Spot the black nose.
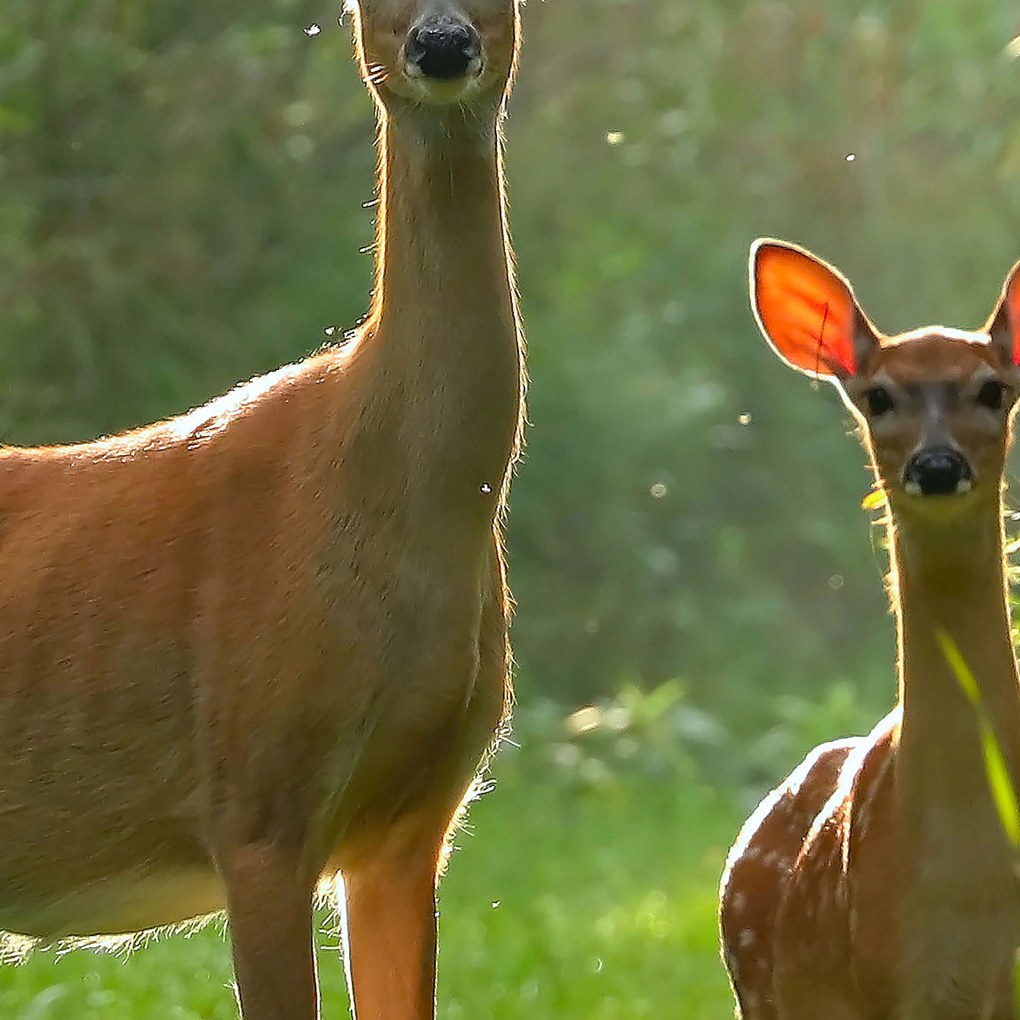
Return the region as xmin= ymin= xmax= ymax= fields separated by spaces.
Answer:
xmin=902 ymin=447 xmax=972 ymax=497
xmin=405 ymin=21 xmax=480 ymax=81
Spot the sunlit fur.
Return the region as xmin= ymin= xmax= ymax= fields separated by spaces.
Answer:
xmin=721 ymin=240 xmax=1020 ymax=1020
xmin=0 ymin=3 xmax=525 ymax=1019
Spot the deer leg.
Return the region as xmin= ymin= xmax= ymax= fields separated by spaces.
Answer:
xmin=340 ymin=829 xmax=446 ymax=1020
xmin=220 ymin=844 xmax=320 ymax=1020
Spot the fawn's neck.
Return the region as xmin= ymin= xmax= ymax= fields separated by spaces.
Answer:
xmin=891 ymin=498 xmax=1020 ymax=818
xmin=358 ymin=106 xmax=523 ymax=503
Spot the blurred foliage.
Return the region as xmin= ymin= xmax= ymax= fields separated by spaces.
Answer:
xmin=2 ymin=0 xmax=1019 ymax=732
xmin=512 ymin=679 xmax=876 ymax=802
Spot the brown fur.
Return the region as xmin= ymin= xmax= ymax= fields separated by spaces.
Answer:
xmin=721 ymin=240 xmax=1020 ymax=1020
xmin=0 ymin=3 xmax=525 ymax=1018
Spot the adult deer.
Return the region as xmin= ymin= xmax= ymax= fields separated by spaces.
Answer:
xmin=720 ymin=240 xmax=1020 ymax=1019
xmin=0 ymin=2 xmax=524 ymax=1018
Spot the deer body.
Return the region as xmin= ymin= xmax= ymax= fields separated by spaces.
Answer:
xmin=0 ymin=3 xmax=523 ymax=1018
xmin=720 ymin=243 xmax=1020 ymax=1020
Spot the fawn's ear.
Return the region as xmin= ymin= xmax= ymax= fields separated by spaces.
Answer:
xmin=750 ymin=239 xmax=879 ymax=381
xmin=987 ymin=258 xmax=1020 ymax=368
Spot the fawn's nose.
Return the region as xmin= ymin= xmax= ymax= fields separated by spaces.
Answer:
xmin=405 ymin=20 xmax=481 ymax=81
xmin=902 ymin=447 xmax=973 ymax=497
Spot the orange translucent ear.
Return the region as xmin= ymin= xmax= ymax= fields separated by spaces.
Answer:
xmin=988 ymin=258 xmax=1020 ymax=367
xmin=750 ymin=240 xmax=874 ymax=380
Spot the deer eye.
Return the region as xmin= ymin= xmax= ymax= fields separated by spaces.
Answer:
xmin=863 ymin=386 xmax=895 ymax=417
xmin=976 ymin=380 xmax=1008 ymax=411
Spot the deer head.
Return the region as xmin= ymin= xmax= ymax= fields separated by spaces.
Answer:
xmin=750 ymin=239 xmax=1020 ymax=522
xmin=349 ymin=0 xmax=520 ymax=113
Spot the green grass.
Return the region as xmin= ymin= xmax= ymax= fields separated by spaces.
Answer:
xmin=0 ymin=749 xmax=742 ymax=1019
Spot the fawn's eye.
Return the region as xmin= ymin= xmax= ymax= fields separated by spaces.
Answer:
xmin=864 ymin=386 xmax=895 ymax=417
xmin=976 ymin=380 xmax=1008 ymax=411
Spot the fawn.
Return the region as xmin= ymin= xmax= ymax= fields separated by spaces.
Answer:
xmin=0 ymin=2 xmax=524 ymax=1018
xmin=720 ymin=240 xmax=1020 ymax=1019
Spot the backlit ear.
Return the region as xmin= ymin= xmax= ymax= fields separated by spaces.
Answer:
xmin=987 ymin=258 xmax=1020 ymax=368
xmin=750 ymin=239 xmax=879 ymax=381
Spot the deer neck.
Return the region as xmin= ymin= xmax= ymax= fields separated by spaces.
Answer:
xmin=357 ymin=104 xmax=523 ymax=504
xmin=890 ymin=495 xmax=1020 ymax=824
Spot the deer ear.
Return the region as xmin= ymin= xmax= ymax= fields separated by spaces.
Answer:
xmin=987 ymin=258 xmax=1020 ymax=368
xmin=750 ymin=239 xmax=878 ymax=381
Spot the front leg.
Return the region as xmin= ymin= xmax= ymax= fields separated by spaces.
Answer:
xmin=220 ymin=844 xmax=320 ymax=1020
xmin=339 ymin=827 xmax=446 ymax=1020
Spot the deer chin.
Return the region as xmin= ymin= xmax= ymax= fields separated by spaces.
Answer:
xmin=395 ymin=61 xmax=486 ymax=106
xmin=888 ymin=481 xmax=988 ymax=525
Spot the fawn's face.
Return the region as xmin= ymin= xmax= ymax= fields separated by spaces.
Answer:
xmin=751 ymin=241 xmax=1020 ymax=520
xmin=349 ymin=0 xmax=519 ymax=109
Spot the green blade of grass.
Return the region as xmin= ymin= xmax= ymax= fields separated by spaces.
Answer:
xmin=936 ymin=627 xmax=1020 ymax=849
